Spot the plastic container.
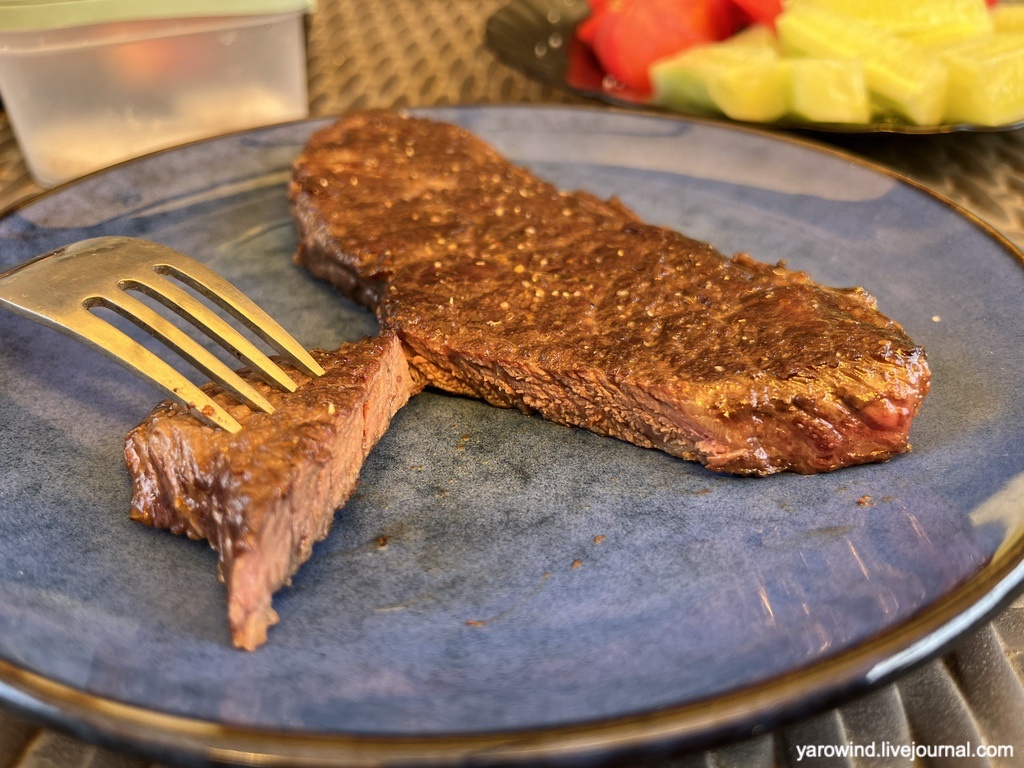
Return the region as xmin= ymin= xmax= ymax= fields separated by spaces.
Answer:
xmin=0 ymin=0 xmax=314 ymax=187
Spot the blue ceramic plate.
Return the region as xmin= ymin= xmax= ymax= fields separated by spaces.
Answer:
xmin=0 ymin=106 xmax=1023 ymax=766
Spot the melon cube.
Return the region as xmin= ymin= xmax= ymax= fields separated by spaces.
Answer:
xmin=724 ymin=23 xmax=782 ymax=51
xmin=788 ymin=59 xmax=871 ymax=124
xmin=941 ymin=32 xmax=1024 ymax=125
xmin=783 ymin=0 xmax=993 ymax=44
xmin=652 ymin=45 xmax=789 ymax=122
xmin=709 ymin=59 xmax=790 ymax=122
xmin=992 ymin=4 xmax=1024 ymax=34
xmin=776 ymin=5 xmax=947 ymax=125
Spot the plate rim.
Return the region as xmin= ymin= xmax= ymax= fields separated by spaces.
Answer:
xmin=483 ymin=0 xmax=1024 ymax=136
xmin=1 ymin=103 xmax=1023 ymax=766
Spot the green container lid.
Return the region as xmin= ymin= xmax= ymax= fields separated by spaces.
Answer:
xmin=0 ymin=0 xmax=315 ymax=31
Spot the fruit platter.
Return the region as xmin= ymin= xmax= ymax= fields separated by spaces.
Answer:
xmin=486 ymin=0 xmax=1024 ymax=132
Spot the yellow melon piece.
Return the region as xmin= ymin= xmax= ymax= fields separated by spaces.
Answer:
xmin=650 ymin=47 xmax=720 ymax=114
xmin=652 ymin=45 xmax=789 ymax=122
xmin=940 ymin=31 xmax=1024 ymax=125
xmin=788 ymin=59 xmax=872 ymax=124
xmin=783 ymin=0 xmax=993 ymax=44
xmin=708 ymin=59 xmax=790 ymax=122
xmin=992 ymin=4 xmax=1024 ymax=34
xmin=724 ymin=23 xmax=781 ymax=51
xmin=776 ymin=5 xmax=947 ymax=124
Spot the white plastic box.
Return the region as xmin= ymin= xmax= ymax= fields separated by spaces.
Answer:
xmin=0 ymin=0 xmax=314 ymax=187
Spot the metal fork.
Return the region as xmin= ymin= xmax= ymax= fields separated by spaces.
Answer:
xmin=0 ymin=236 xmax=325 ymax=433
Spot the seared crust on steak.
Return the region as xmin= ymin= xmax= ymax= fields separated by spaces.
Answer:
xmin=125 ymin=333 xmax=417 ymax=650
xmin=290 ymin=111 xmax=930 ymax=475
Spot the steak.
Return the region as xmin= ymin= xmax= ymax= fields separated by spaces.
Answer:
xmin=124 ymin=333 xmax=417 ymax=650
xmin=290 ymin=111 xmax=930 ymax=476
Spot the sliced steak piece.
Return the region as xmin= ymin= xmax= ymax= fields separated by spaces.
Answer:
xmin=290 ymin=111 xmax=930 ymax=476
xmin=124 ymin=332 xmax=417 ymax=650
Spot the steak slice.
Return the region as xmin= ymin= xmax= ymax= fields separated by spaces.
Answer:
xmin=124 ymin=333 xmax=417 ymax=650
xmin=290 ymin=111 xmax=930 ymax=476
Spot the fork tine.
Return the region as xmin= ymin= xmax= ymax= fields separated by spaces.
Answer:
xmin=122 ymin=272 xmax=302 ymax=394
xmin=155 ymin=260 xmax=326 ymax=379
xmin=60 ymin=310 xmax=242 ymax=433
xmin=0 ymin=236 xmax=320 ymax=433
xmin=94 ymin=290 xmax=277 ymax=415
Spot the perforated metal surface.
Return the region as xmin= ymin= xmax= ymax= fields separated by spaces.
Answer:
xmin=1 ymin=1 xmax=1024 ymax=765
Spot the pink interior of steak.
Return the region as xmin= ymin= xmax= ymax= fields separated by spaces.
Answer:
xmin=124 ymin=332 xmax=418 ymax=650
xmin=290 ymin=111 xmax=930 ymax=476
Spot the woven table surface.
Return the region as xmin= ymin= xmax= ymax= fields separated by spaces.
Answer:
xmin=2 ymin=1 xmax=1024 ymax=766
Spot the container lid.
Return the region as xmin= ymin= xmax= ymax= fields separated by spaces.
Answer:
xmin=0 ymin=0 xmax=315 ymax=31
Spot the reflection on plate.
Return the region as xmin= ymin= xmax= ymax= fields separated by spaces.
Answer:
xmin=1 ymin=106 xmax=1024 ymax=766
xmin=485 ymin=0 xmax=1024 ymax=135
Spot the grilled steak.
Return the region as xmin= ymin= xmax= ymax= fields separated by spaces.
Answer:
xmin=125 ymin=333 xmax=417 ymax=650
xmin=290 ymin=111 xmax=930 ymax=476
